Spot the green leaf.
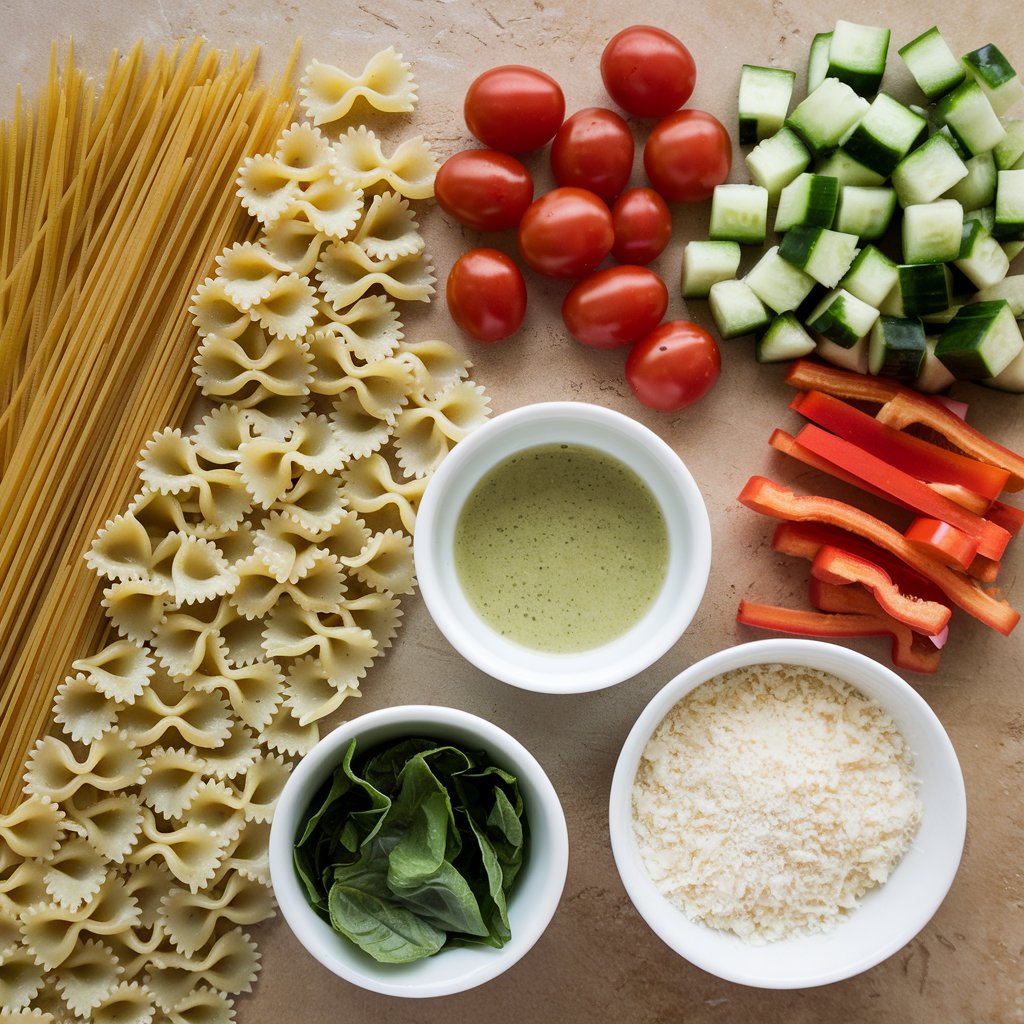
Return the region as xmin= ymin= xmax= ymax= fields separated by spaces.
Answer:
xmin=328 ymin=884 xmax=447 ymax=964
xmin=463 ymin=812 xmax=511 ymax=944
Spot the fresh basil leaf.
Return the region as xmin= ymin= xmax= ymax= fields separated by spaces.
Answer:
xmin=487 ymin=787 xmax=524 ymax=849
xmin=328 ymin=884 xmax=447 ymax=964
xmin=463 ymin=812 xmax=511 ymax=942
xmin=389 ymin=858 xmax=489 ymax=938
xmin=362 ymin=738 xmax=436 ymax=794
xmin=296 ymin=759 xmax=354 ymax=848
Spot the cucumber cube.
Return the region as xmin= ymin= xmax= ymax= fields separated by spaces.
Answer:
xmin=842 ymin=93 xmax=927 ymax=175
xmin=902 ymin=199 xmax=964 ymax=264
xmin=756 ymin=313 xmax=817 ymax=363
xmin=897 ymin=262 xmax=953 ymax=316
xmin=806 ymin=288 xmax=880 ymax=347
xmin=786 ymin=78 xmax=871 ymax=158
xmin=899 ymin=26 xmax=965 ymax=101
xmin=778 ymin=225 xmax=859 ymax=287
xmin=774 ymin=173 xmax=839 ymax=232
xmin=816 ymin=332 xmax=870 ymax=373
xmin=681 ymin=240 xmax=742 ymax=299
xmin=840 ymin=245 xmax=899 ymax=307
xmin=974 ymin=274 xmax=1024 ymax=315
xmin=943 ymin=151 xmax=997 ymax=211
xmin=995 ymin=120 xmax=1024 ymax=170
xmin=745 ymin=127 xmax=812 ymax=202
xmin=936 ymin=299 xmax=1024 ymax=378
xmin=738 ymin=65 xmax=797 ymax=144
xmin=708 ymin=279 xmax=772 ymax=339
xmin=955 ymin=220 xmax=1010 ymax=289
xmin=963 ymin=44 xmax=1024 ymax=116
xmin=916 ymin=336 xmax=958 ymax=392
xmin=834 ymin=185 xmax=897 ymax=240
xmin=709 ymin=184 xmax=769 ymax=244
xmin=807 ymin=32 xmax=833 ymax=93
xmin=827 ymin=21 xmax=891 ymax=97
xmin=966 ymin=205 xmax=996 ymax=233
xmin=936 ymin=80 xmax=1007 ymax=157
xmin=994 ymin=168 xmax=1024 ymax=239
xmin=745 ymin=245 xmax=817 ymax=313
xmin=815 ymin=150 xmax=886 ymax=188
xmin=891 ymin=133 xmax=968 ymax=206
xmin=868 ymin=316 xmax=927 ymax=380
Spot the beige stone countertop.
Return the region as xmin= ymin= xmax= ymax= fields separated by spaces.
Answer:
xmin=5 ymin=0 xmax=1024 ymax=1021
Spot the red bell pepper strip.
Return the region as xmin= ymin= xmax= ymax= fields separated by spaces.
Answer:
xmin=904 ymin=517 xmax=979 ymax=570
xmin=924 ymin=483 xmax=992 ymax=515
xmin=790 ymin=390 xmax=1010 ymax=500
xmin=794 ymin=423 xmax=1011 ymax=560
xmin=784 ymin=361 xmax=1024 ymax=490
xmin=988 ymin=500 xmax=1024 ymax=536
xmin=809 ymin=544 xmax=952 ymax=636
xmin=738 ymin=476 xmax=1020 ymax=635
xmin=736 ymin=598 xmax=940 ymax=673
xmin=967 ymin=554 xmax=1001 ymax=584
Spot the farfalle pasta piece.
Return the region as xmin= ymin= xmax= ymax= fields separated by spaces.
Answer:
xmin=283 ymin=657 xmax=360 ymax=727
xmin=127 ymin=809 xmax=231 ymax=895
xmin=165 ymin=986 xmax=236 ymax=1024
xmin=53 ymin=937 xmax=123 ymax=1018
xmin=0 ymin=941 xmax=47 ymax=1011
xmin=189 ymin=277 xmax=254 ymax=342
xmin=217 ymin=612 xmax=269 ymax=669
xmin=235 ymin=153 xmax=301 ymax=225
xmin=338 ymin=590 xmax=404 ymax=651
xmin=232 ymin=550 xmax=345 ymax=620
xmin=258 ymin=703 xmax=319 ymax=760
xmin=61 ymin=788 xmax=144 ymax=864
xmin=198 ymin=721 xmax=257 ymax=782
xmin=0 ymin=862 xmax=48 ymax=911
xmin=338 ymin=453 xmax=426 ymax=533
xmin=236 ymin=390 xmax=311 ymax=441
xmin=260 ymin=216 xmax=325 ymax=276
xmin=0 ymin=798 xmax=64 ymax=861
xmin=212 ymin=521 xmax=258 ymax=567
xmin=160 ymin=873 xmax=275 ymax=960
xmin=349 ymin=528 xmax=416 ymax=595
xmin=328 ymin=390 xmax=397 ymax=459
xmin=191 ymin=405 xmax=254 ymax=467
xmin=269 ymin=468 xmax=348 ymax=533
xmin=316 ymin=507 xmax=372 ymax=565
xmin=178 ymin=781 xmax=246 ymax=841
xmin=71 ymin=639 xmax=153 ymax=705
xmin=283 ymin=173 xmax=364 ymax=241
xmin=52 ymin=674 xmax=118 ymax=745
xmin=332 ymin=126 xmax=438 ymax=199
xmin=150 ymin=928 xmax=260 ymax=997
xmin=318 ymin=293 xmax=404 ymax=362
xmin=194 ymin=329 xmax=313 ymax=400
xmin=393 ymin=379 xmax=491 ymax=478
xmin=42 ymin=838 xmax=108 ymax=912
xmin=214 ymin=242 xmax=288 ymax=310
xmin=300 ymin=48 xmax=417 ymax=125
xmin=311 ymin=337 xmax=413 ymax=424
xmin=23 ymin=731 xmax=146 ymax=804
xmin=251 ymin=511 xmax=326 ymax=583
xmin=103 ymin=921 xmax=165 ymax=983
xmin=316 ymin=240 xmax=434 ymax=309
xmin=127 ymin=487 xmax=211 ymax=544
xmin=101 ymin=579 xmax=169 ymax=643
xmin=123 ymin=863 xmax=175 ymax=932
xmin=86 ymin=511 xmax=155 ymax=583
xmin=151 ymin=600 xmax=233 ymax=677
xmin=274 ymin=122 xmax=336 ymax=182
xmin=184 ymin=654 xmax=285 ymax=735
xmin=231 ymin=753 xmax=291 ymax=824
xmin=90 ymin=980 xmax=156 ymax=1024
xmin=395 ymin=338 xmax=471 ymax=401
xmin=352 ymin=190 xmax=424 ymax=261
xmin=0 ymin=894 xmax=23 ymax=952
xmin=139 ymin=748 xmax=207 ymax=820
xmin=149 ymin=533 xmax=240 ymax=606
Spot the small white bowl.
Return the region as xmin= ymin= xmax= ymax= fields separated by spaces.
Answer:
xmin=269 ymin=704 xmax=569 ymax=998
xmin=609 ymin=639 xmax=966 ymax=989
xmin=414 ymin=402 xmax=712 ymax=693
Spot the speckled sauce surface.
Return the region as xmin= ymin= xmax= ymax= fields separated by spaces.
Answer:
xmin=5 ymin=1 xmax=1023 ymax=1020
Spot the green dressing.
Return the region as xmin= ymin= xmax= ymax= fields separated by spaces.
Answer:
xmin=453 ymin=443 xmax=669 ymax=653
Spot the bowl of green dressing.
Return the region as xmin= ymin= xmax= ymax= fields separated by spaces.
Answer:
xmin=414 ymin=402 xmax=712 ymax=692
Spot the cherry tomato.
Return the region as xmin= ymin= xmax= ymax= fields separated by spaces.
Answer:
xmin=517 ymin=187 xmax=614 ymax=279
xmin=464 ymin=65 xmax=566 ymax=153
xmin=434 ymin=150 xmax=534 ymax=231
xmin=562 ymin=266 xmax=668 ymax=349
xmin=625 ymin=320 xmax=721 ymax=410
xmin=600 ymin=26 xmax=696 ymax=118
xmin=644 ymin=109 xmax=731 ymax=203
xmin=446 ymin=248 xmax=527 ymax=343
xmin=550 ymin=107 xmax=634 ymax=204
xmin=610 ymin=188 xmax=672 ymax=264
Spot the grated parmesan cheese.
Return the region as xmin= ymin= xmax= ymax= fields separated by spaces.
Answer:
xmin=632 ymin=663 xmax=922 ymax=944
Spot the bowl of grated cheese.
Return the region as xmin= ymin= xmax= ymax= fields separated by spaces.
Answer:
xmin=608 ymin=638 xmax=966 ymax=989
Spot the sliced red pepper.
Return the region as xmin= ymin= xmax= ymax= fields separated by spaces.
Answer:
xmin=904 ymin=517 xmax=979 ymax=570
xmin=809 ymin=544 xmax=952 ymax=636
xmin=736 ymin=598 xmax=940 ymax=673
xmin=988 ymin=500 xmax=1024 ymax=536
xmin=924 ymin=482 xmax=992 ymax=515
xmin=785 ymin=360 xmax=1024 ymax=490
xmin=738 ymin=476 xmax=1020 ymax=635
xmin=790 ymin=390 xmax=1010 ymax=500
xmin=794 ymin=423 xmax=1011 ymax=560
xmin=967 ymin=554 xmax=1001 ymax=584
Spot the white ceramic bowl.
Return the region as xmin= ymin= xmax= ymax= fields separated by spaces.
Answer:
xmin=269 ymin=704 xmax=569 ymax=998
xmin=414 ymin=402 xmax=712 ymax=693
xmin=609 ymin=639 xmax=966 ymax=989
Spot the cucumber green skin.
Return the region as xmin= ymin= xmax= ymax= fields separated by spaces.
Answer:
xmin=871 ymin=316 xmax=927 ymax=380
xmin=842 ymin=125 xmax=925 ymax=177
xmin=898 ymin=263 xmax=953 ymax=316
xmin=934 ymin=299 xmax=1014 ymax=377
xmin=964 ymin=44 xmax=1016 ymax=90
xmin=777 ymin=225 xmax=820 ymax=269
xmin=808 ymin=294 xmax=862 ymax=348
xmin=898 ymin=27 xmax=965 ymax=101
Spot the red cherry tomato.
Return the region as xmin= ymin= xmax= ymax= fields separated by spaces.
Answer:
xmin=446 ymin=248 xmax=527 ymax=343
xmin=625 ymin=320 xmax=721 ymax=410
xmin=434 ymin=150 xmax=534 ymax=231
xmin=562 ymin=266 xmax=668 ymax=349
xmin=610 ymin=188 xmax=672 ymax=264
xmin=549 ymin=107 xmax=634 ymax=204
xmin=464 ymin=65 xmax=566 ymax=153
xmin=517 ymin=187 xmax=615 ymax=279
xmin=644 ymin=109 xmax=731 ymax=203
xmin=600 ymin=26 xmax=696 ymax=118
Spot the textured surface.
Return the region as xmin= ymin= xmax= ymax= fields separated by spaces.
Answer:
xmin=4 ymin=0 xmax=1024 ymax=1021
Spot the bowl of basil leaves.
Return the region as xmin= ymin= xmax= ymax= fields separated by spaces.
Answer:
xmin=269 ymin=704 xmax=569 ymax=997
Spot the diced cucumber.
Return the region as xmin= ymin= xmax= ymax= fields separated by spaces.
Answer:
xmin=827 ymin=21 xmax=891 ymax=97
xmin=899 ymin=26 xmax=965 ymax=101
xmin=891 ymin=132 xmax=969 ymax=206
xmin=681 ymin=240 xmax=742 ymax=299
xmin=755 ymin=312 xmax=817 ymax=362
xmin=935 ymin=299 xmax=1024 ymax=377
xmin=709 ymin=183 xmax=769 ymax=244
xmin=963 ymin=44 xmax=1024 ymax=116
xmin=868 ymin=315 xmax=927 ymax=379
xmin=833 ymin=185 xmax=897 ymax=239
xmin=943 ymin=151 xmax=997 ymax=210
xmin=778 ymin=225 xmax=859 ymax=287
xmin=936 ymin=80 xmax=1007 ymax=156
xmin=915 ymin=336 xmax=957 ymax=392
xmin=965 ymin=205 xmax=996 ymax=233
xmin=842 ymin=93 xmax=927 ymax=175
xmin=708 ymin=278 xmax=772 ymax=339
xmin=983 ymin=344 xmax=1024 ymax=391
xmin=814 ymin=150 xmax=887 ymax=187
xmin=840 ymin=244 xmax=899 ymax=307
xmin=995 ymin=120 xmax=1024 ymax=170
xmin=774 ymin=173 xmax=839 ymax=232
xmin=807 ymin=32 xmax=833 ymax=93
xmin=745 ymin=245 xmax=817 ymax=313
xmin=816 ymin=332 xmax=870 ymax=373
xmin=745 ymin=127 xmax=812 ymax=202
xmin=786 ymin=78 xmax=871 ymax=158
xmin=974 ymin=274 xmax=1024 ymax=314
xmin=739 ymin=65 xmax=797 ymax=144
xmin=897 ymin=262 xmax=953 ymax=316
xmin=994 ymin=168 xmax=1024 ymax=239
xmin=955 ymin=219 xmax=1010 ymax=288
xmin=806 ymin=287 xmax=880 ymax=347
xmin=920 ymin=304 xmax=962 ymax=326
xmin=902 ymin=198 xmax=964 ymax=263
